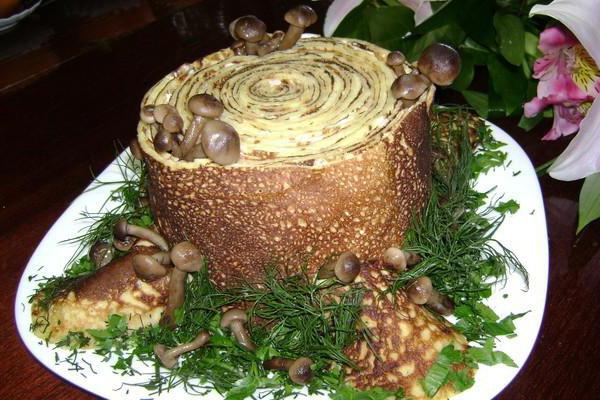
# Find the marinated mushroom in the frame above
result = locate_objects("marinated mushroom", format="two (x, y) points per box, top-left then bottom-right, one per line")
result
(129, 138), (143, 161)
(183, 144), (206, 161)
(160, 241), (203, 328)
(170, 241), (203, 272)
(317, 251), (361, 283)
(89, 241), (114, 268)
(153, 104), (177, 124)
(113, 218), (169, 251)
(382, 247), (421, 272)
(132, 252), (170, 281)
(220, 308), (256, 351)
(201, 119), (241, 166)
(257, 30), (285, 56)
(154, 330), (211, 369)
(140, 105), (155, 124)
(263, 357), (314, 385)
(406, 276), (455, 315)
(386, 51), (406, 76)
(417, 43), (461, 86)
(113, 235), (135, 251)
(232, 15), (266, 55)
(391, 73), (431, 100)
(231, 39), (246, 56)
(181, 94), (224, 158)
(162, 112), (184, 133)
(153, 127), (175, 153)
(279, 5), (318, 50)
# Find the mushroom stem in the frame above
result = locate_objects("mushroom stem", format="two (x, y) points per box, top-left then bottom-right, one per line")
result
(160, 267), (187, 328)
(220, 308), (256, 351)
(279, 25), (303, 50)
(180, 117), (205, 156)
(114, 218), (169, 251)
(154, 330), (211, 369)
(231, 320), (256, 351)
(129, 138), (143, 161)
(184, 144), (206, 161)
(258, 31), (284, 56)
(133, 253), (170, 281)
(263, 357), (293, 371)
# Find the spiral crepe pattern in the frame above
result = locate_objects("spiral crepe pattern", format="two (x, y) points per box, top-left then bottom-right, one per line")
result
(140, 37), (402, 166)
(138, 36), (434, 288)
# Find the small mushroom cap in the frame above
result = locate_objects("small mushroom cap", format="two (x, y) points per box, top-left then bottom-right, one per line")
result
(220, 308), (248, 329)
(89, 241), (114, 268)
(170, 241), (202, 272)
(233, 15), (267, 43)
(386, 50), (406, 66)
(382, 247), (407, 272)
(162, 112), (184, 133)
(153, 128), (174, 152)
(428, 293), (455, 316)
(153, 104), (177, 124)
(285, 5), (318, 28)
(113, 236), (135, 251)
(201, 119), (241, 166)
(154, 344), (178, 369)
(140, 105), (155, 124)
(417, 43), (461, 86)
(188, 94), (224, 118)
(288, 357), (313, 385)
(391, 74), (430, 100)
(133, 254), (169, 281)
(334, 251), (361, 283)
(407, 276), (433, 305)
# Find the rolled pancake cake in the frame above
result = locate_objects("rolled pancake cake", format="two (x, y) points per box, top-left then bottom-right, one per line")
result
(138, 36), (433, 288)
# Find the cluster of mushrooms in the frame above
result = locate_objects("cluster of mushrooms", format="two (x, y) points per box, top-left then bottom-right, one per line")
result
(138, 93), (241, 166)
(229, 5), (317, 56)
(386, 43), (461, 108)
(93, 217), (315, 383)
(316, 247), (454, 316)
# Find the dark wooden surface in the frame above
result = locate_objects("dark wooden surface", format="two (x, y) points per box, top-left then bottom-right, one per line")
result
(1, 1), (598, 399)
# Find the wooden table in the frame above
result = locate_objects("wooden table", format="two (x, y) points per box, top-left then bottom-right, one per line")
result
(1, 1), (598, 399)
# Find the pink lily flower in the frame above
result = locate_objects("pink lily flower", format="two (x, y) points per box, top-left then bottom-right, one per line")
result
(323, 0), (433, 37)
(528, 0), (600, 181)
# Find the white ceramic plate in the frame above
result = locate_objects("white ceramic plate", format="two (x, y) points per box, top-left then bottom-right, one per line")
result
(15, 122), (548, 400)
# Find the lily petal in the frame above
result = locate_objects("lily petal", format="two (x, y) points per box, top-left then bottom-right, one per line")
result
(531, 0), (600, 67)
(323, 0), (363, 37)
(549, 98), (600, 180)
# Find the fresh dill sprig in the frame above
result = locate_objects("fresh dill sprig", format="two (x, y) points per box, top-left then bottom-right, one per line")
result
(389, 108), (528, 309)
(30, 147), (152, 313)
(63, 147), (152, 265)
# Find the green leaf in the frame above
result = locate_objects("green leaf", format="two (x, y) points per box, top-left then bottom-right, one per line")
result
(467, 338), (518, 367)
(462, 90), (489, 118)
(450, 51), (474, 90)
(225, 376), (259, 400)
(332, 2), (371, 39)
(367, 6), (414, 49)
(577, 172), (600, 233)
(524, 31), (540, 57)
(333, 3), (415, 49)
(474, 302), (499, 322)
(421, 345), (465, 397)
(487, 55), (528, 115)
(448, 369), (475, 391)
(493, 13), (525, 65)
(518, 113), (544, 131)
(495, 199), (520, 214)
